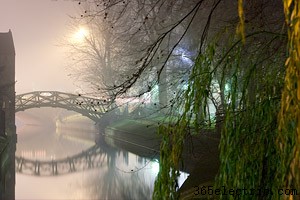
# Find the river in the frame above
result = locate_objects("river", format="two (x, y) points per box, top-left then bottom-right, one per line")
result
(15, 108), (188, 200)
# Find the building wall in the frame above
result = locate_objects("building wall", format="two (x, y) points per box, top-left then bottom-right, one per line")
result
(0, 30), (16, 200)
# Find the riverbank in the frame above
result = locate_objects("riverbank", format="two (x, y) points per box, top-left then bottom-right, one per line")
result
(103, 116), (220, 198)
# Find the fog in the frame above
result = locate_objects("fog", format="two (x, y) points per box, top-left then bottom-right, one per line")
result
(14, 107), (170, 199)
(1, 1), (192, 199)
(0, 0), (80, 94)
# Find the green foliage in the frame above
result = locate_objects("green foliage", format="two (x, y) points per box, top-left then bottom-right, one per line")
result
(276, 0), (300, 198)
(153, 27), (287, 200)
(215, 28), (286, 199)
(153, 125), (181, 200)
(152, 2), (300, 200)
(153, 44), (217, 199)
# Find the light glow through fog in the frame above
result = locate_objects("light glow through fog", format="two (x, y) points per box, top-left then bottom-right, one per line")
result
(72, 27), (89, 43)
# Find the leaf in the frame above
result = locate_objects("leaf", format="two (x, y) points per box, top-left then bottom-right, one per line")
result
(285, 57), (290, 66)
(297, 79), (300, 100)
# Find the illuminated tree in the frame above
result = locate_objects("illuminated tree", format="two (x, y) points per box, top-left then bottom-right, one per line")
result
(64, 4), (126, 97)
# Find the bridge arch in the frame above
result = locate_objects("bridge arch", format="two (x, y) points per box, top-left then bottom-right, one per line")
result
(15, 91), (113, 121)
(15, 91), (115, 175)
(15, 144), (107, 176)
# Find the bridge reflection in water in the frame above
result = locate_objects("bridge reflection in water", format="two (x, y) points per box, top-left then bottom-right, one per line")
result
(15, 91), (114, 176)
(14, 91), (174, 199)
(15, 144), (106, 176)
(15, 109), (162, 199)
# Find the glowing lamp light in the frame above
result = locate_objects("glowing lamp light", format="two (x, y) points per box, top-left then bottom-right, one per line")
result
(72, 27), (89, 43)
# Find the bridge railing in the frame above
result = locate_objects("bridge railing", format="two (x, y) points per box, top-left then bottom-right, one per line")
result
(15, 91), (116, 122)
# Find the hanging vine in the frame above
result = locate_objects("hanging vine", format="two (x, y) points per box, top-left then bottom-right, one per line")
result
(215, 29), (286, 199)
(237, 0), (245, 44)
(153, 43), (216, 200)
(277, 0), (300, 198)
(154, 28), (286, 200)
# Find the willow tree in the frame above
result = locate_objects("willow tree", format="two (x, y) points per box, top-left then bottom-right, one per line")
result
(215, 1), (300, 199)
(277, 0), (300, 197)
(153, 0), (292, 200)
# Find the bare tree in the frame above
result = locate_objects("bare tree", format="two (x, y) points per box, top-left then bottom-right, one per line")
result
(64, 0), (209, 113)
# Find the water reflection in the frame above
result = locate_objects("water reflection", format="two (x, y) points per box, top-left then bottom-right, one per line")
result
(15, 108), (187, 199)
(79, 150), (156, 200)
(16, 108), (95, 161)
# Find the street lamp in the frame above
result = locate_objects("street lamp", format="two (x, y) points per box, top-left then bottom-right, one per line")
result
(72, 27), (89, 43)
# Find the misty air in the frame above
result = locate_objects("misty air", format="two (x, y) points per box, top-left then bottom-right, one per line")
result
(0, 0), (299, 200)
